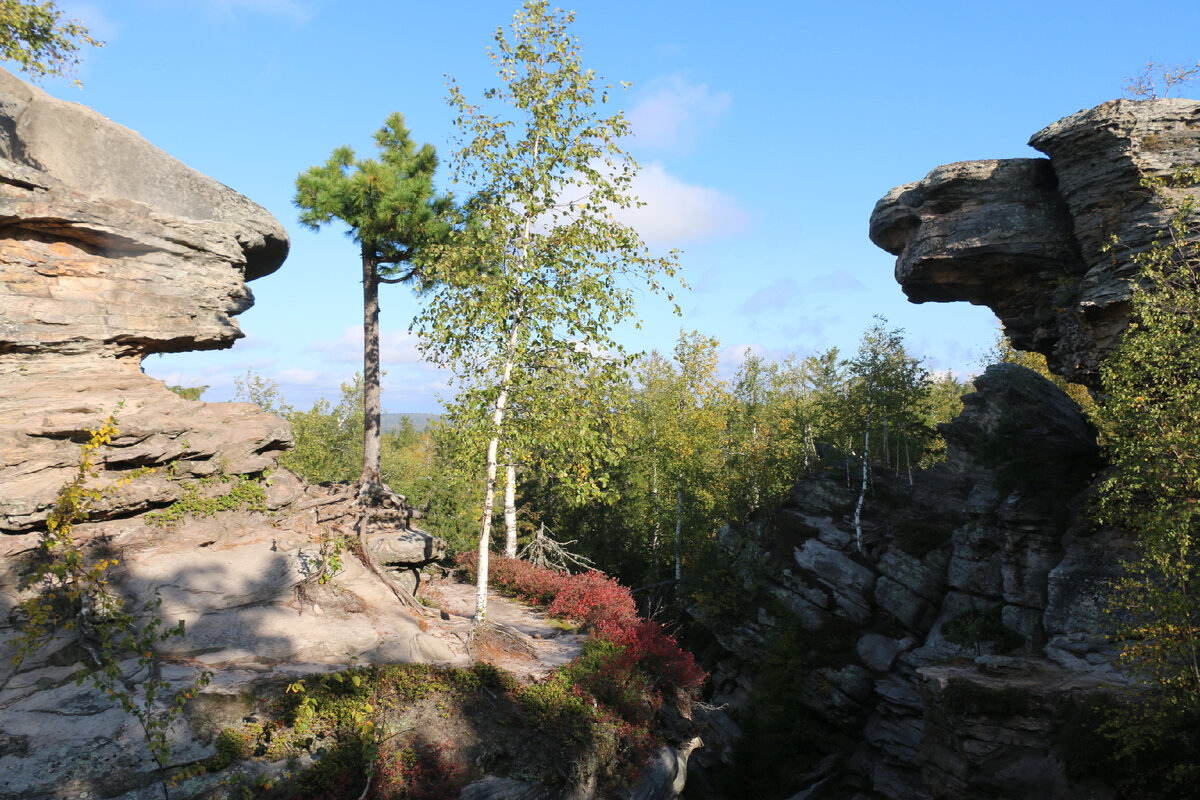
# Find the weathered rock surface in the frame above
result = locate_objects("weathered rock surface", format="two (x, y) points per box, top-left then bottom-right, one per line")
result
(698, 365), (1116, 798)
(0, 66), (458, 800)
(0, 64), (292, 531)
(870, 98), (1200, 387)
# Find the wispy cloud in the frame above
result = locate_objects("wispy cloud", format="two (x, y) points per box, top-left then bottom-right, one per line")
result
(739, 278), (801, 315)
(618, 162), (749, 247)
(316, 326), (427, 365)
(627, 74), (731, 149)
(805, 270), (866, 293)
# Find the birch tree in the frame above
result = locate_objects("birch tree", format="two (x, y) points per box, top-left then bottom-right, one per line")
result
(416, 1), (679, 622)
(847, 319), (930, 552)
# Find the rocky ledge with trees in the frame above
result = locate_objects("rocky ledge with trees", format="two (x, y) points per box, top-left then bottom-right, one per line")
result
(683, 97), (1200, 799)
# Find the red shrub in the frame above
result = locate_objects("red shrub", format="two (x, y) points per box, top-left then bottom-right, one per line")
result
(456, 550), (706, 694)
(548, 570), (638, 629)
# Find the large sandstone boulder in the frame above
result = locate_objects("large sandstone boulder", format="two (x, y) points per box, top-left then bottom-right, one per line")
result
(0, 67), (456, 800)
(0, 65), (292, 532)
(870, 99), (1200, 387)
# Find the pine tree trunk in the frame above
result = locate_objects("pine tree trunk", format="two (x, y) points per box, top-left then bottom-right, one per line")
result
(503, 453), (517, 557)
(361, 243), (383, 486)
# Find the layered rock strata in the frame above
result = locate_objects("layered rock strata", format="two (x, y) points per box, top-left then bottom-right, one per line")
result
(0, 62), (291, 531)
(870, 98), (1200, 387)
(0, 68), (453, 799)
(698, 365), (1117, 798)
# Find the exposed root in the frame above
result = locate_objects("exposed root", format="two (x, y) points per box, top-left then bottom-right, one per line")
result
(467, 618), (538, 662)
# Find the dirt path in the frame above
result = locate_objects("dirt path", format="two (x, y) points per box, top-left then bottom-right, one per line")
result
(419, 576), (587, 682)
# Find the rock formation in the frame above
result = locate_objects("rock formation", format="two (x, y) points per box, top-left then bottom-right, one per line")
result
(870, 98), (1200, 387)
(698, 99), (1194, 799)
(0, 68), (452, 799)
(698, 365), (1118, 799)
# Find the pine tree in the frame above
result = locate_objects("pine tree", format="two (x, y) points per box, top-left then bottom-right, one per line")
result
(295, 113), (455, 492)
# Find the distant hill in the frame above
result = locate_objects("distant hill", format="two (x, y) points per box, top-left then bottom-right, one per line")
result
(381, 413), (440, 433)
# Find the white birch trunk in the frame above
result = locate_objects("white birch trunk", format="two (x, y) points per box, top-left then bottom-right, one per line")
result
(854, 386), (872, 554)
(674, 481), (683, 583)
(503, 453), (517, 557)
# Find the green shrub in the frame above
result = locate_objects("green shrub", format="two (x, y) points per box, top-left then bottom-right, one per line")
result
(943, 605), (1023, 653)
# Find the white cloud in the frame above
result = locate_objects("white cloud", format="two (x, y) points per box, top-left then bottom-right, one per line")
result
(316, 325), (427, 365)
(627, 75), (731, 148)
(276, 368), (321, 385)
(617, 162), (749, 247)
(805, 270), (866, 293)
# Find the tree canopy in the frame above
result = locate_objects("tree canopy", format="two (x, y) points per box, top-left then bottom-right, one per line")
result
(295, 113), (454, 489)
(0, 0), (100, 85)
(416, 0), (680, 621)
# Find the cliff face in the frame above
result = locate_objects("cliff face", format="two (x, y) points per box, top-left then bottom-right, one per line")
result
(700, 100), (1189, 799)
(699, 365), (1117, 799)
(0, 69), (453, 800)
(869, 98), (1200, 387)
(0, 64), (292, 533)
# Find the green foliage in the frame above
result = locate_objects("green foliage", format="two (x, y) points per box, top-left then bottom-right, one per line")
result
(145, 472), (268, 530)
(1082, 169), (1200, 796)
(720, 611), (824, 798)
(983, 327), (1094, 412)
(295, 112), (455, 483)
(314, 529), (348, 585)
(419, 0), (680, 618)
(220, 658), (655, 799)
(14, 414), (211, 799)
(1090, 171), (1200, 781)
(942, 605), (1023, 654)
(166, 384), (208, 401)
(0, 0), (101, 85)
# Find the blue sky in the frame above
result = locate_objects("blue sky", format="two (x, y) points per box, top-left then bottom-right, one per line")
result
(39, 0), (1200, 411)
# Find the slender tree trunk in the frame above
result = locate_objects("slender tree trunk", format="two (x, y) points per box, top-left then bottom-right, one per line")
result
(476, 309), (523, 621)
(854, 385), (872, 554)
(503, 453), (517, 557)
(674, 480), (683, 583)
(650, 459), (661, 569)
(361, 244), (383, 486)
(904, 430), (913, 486)
(751, 419), (760, 514)
(882, 410), (889, 468)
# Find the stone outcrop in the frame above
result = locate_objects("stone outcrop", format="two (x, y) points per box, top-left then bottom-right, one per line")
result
(697, 365), (1119, 798)
(870, 98), (1200, 387)
(694, 99), (1200, 799)
(0, 67), (455, 799)
(0, 62), (293, 532)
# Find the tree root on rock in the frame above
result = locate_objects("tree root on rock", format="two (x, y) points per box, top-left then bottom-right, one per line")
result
(467, 618), (538, 662)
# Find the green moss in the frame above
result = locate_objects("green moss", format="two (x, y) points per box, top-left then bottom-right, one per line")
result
(146, 472), (269, 529)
